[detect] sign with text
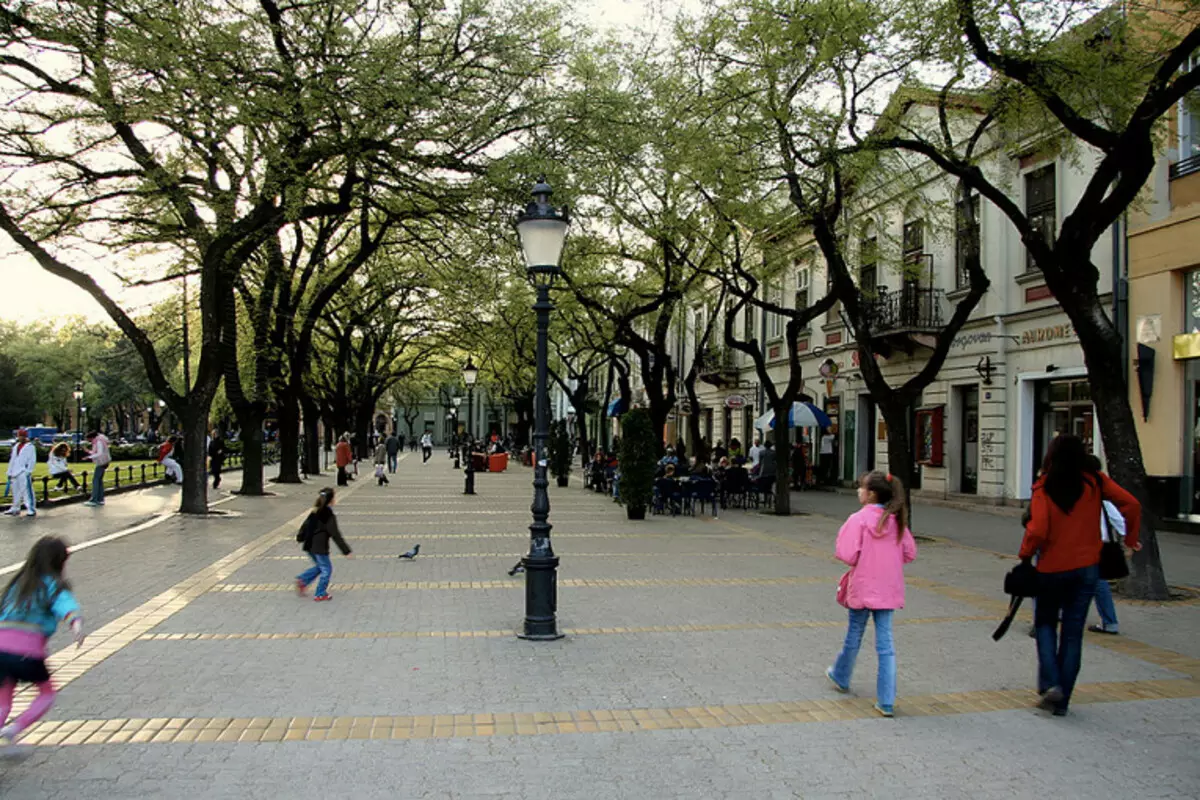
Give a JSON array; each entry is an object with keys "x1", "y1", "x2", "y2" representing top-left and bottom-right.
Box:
[{"x1": 724, "y1": 395, "x2": 747, "y2": 409}]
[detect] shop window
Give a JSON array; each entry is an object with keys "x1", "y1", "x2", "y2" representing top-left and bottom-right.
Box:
[
  {"x1": 1024, "y1": 165, "x2": 1056, "y2": 272},
  {"x1": 1187, "y1": 269, "x2": 1200, "y2": 333},
  {"x1": 915, "y1": 406, "x2": 944, "y2": 466}
]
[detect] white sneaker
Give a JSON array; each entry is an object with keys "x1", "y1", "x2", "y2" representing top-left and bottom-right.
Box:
[{"x1": 2, "y1": 510, "x2": 18, "y2": 516}]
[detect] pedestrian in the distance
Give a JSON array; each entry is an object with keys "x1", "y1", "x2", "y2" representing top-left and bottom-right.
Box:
[
  {"x1": 47, "y1": 443, "x2": 81, "y2": 494},
  {"x1": 1020, "y1": 435, "x2": 1141, "y2": 716},
  {"x1": 4, "y1": 429, "x2": 37, "y2": 517},
  {"x1": 335, "y1": 434, "x2": 353, "y2": 486},
  {"x1": 83, "y1": 430, "x2": 111, "y2": 506},
  {"x1": 158, "y1": 436, "x2": 182, "y2": 484},
  {"x1": 0, "y1": 536, "x2": 86, "y2": 750},
  {"x1": 385, "y1": 432, "x2": 400, "y2": 474},
  {"x1": 208, "y1": 430, "x2": 225, "y2": 490},
  {"x1": 826, "y1": 470, "x2": 918, "y2": 717},
  {"x1": 295, "y1": 487, "x2": 353, "y2": 602},
  {"x1": 373, "y1": 441, "x2": 390, "y2": 486},
  {"x1": 420, "y1": 432, "x2": 433, "y2": 464}
]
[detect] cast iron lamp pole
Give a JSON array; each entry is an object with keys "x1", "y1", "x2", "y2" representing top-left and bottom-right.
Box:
[
  {"x1": 73, "y1": 382, "x2": 83, "y2": 461},
  {"x1": 514, "y1": 177, "x2": 569, "y2": 641},
  {"x1": 463, "y1": 359, "x2": 478, "y2": 495}
]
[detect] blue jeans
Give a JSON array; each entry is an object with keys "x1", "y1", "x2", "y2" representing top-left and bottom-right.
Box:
[
  {"x1": 298, "y1": 553, "x2": 333, "y2": 596},
  {"x1": 831, "y1": 608, "x2": 896, "y2": 710},
  {"x1": 91, "y1": 464, "x2": 108, "y2": 504},
  {"x1": 1034, "y1": 564, "x2": 1098, "y2": 709},
  {"x1": 388, "y1": 454, "x2": 398, "y2": 473},
  {"x1": 1092, "y1": 579, "x2": 1119, "y2": 633}
]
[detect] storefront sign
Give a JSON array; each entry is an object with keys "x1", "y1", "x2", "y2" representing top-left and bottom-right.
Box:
[
  {"x1": 1020, "y1": 323, "x2": 1076, "y2": 346},
  {"x1": 950, "y1": 331, "x2": 994, "y2": 351},
  {"x1": 724, "y1": 395, "x2": 747, "y2": 409},
  {"x1": 1173, "y1": 333, "x2": 1200, "y2": 361}
]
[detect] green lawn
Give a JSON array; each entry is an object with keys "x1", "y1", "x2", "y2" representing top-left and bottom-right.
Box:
[{"x1": 1, "y1": 460, "x2": 163, "y2": 500}]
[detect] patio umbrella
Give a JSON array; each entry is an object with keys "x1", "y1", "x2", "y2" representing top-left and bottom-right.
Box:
[{"x1": 754, "y1": 401, "x2": 833, "y2": 431}]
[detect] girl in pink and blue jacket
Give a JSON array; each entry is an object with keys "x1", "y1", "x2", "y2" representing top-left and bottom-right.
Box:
[{"x1": 826, "y1": 470, "x2": 918, "y2": 717}]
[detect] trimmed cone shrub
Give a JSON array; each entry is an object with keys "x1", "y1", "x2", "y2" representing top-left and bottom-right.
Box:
[
  {"x1": 549, "y1": 419, "x2": 572, "y2": 482},
  {"x1": 618, "y1": 408, "x2": 656, "y2": 518}
]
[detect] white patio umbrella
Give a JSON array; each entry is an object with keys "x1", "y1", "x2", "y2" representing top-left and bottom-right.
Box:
[{"x1": 753, "y1": 401, "x2": 833, "y2": 431}]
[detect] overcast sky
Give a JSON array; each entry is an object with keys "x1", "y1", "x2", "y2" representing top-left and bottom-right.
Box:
[{"x1": 0, "y1": 0, "x2": 694, "y2": 326}]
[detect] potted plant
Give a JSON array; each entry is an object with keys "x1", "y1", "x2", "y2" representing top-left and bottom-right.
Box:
[
  {"x1": 549, "y1": 420, "x2": 572, "y2": 487},
  {"x1": 618, "y1": 408, "x2": 656, "y2": 520}
]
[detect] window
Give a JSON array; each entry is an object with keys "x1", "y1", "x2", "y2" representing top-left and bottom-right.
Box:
[
  {"x1": 742, "y1": 301, "x2": 755, "y2": 341},
  {"x1": 767, "y1": 282, "x2": 784, "y2": 339},
  {"x1": 1181, "y1": 53, "x2": 1199, "y2": 161},
  {"x1": 955, "y1": 193, "x2": 981, "y2": 289},
  {"x1": 1025, "y1": 164, "x2": 1056, "y2": 271},
  {"x1": 902, "y1": 217, "x2": 927, "y2": 287},
  {"x1": 794, "y1": 262, "x2": 811, "y2": 315},
  {"x1": 859, "y1": 235, "x2": 878, "y2": 296},
  {"x1": 693, "y1": 306, "x2": 705, "y2": 353}
]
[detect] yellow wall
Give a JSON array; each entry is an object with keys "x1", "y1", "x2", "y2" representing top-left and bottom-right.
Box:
[{"x1": 1129, "y1": 269, "x2": 1185, "y2": 475}]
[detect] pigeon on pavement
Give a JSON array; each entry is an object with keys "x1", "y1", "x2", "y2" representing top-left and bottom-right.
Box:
[
  {"x1": 398, "y1": 544, "x2": 421, "y2": 560},
  {"x1": 507, "y1": 560, "x2": 524, "y2": 576}
]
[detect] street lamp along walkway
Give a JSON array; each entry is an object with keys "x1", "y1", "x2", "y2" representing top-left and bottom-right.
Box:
[
  {"x1": 462, "y1": 358, "x2": 478, "y2": 495},
  {"x1": 514, "y1": 176, "x2": 569, "y2": 641}
]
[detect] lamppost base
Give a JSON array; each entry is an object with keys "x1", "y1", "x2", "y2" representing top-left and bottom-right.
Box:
[
  {"x1": 454, "y1": 457, "x2": 461, "y2": 470},
  {"x1": 516, "y1": 630, "x2": 565, "y2": 641},
  {"x1": 464, "y1": 470, "x2": 475, "y2": 495},
  {"x1": 518, "y1": 554, "x2": 560, "y2": 640}
]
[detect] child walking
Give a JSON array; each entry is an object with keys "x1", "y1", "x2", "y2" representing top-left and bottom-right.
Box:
[
  {"x1": 372, "y1": 441, "x2": 390, "y2": 486},
  {"x1": 0, "y1": 537, "x2": 85, "y2": 749},
  {"x1": 826, "y1": 471, "x2": 917, "y2": 717},
  {"x1": 295, "y1": 487, "x2": 352, "y2": 602}
]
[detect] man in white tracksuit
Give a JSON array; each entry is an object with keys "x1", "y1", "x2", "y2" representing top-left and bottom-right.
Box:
[{"x1": 5, "y1": 428, "x2": 38, "y2": 517}]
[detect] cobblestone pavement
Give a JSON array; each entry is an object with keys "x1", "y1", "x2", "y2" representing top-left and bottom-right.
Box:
[{"x1": 1, "y1": 452, "x2": 1198, "y2": 799}]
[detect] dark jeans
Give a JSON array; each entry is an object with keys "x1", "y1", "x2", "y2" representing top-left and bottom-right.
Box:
[
  {"x1": 1034, "y1": 563, "x2": 1098, "y2": 709},
  {"x1": 337, "y1": 466, "x2": 349, "y2": 486},
  {"x1": 53, "y1": 472, "x2": 81, "y2": 491}
]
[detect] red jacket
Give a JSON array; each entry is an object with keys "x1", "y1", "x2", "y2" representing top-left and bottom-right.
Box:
[
  {"x1": 1020, "y1": 472, "x2": 1141, "y2": 574},
  {"x1": 335, "y1": 441, "x2": 353, "y2": 468},
  {"x1": 156, "y1": 442, "x2": 173, "y2": 463}
]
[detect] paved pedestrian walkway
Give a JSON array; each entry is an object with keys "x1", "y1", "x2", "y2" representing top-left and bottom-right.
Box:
[{"x1": 0, "y1": 452, "x2": 1197, "y2": 799}]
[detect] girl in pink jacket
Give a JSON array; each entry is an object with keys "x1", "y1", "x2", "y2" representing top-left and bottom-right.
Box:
[{"x1": 825, "y1": 471, "x2": 918, "y2": 717}]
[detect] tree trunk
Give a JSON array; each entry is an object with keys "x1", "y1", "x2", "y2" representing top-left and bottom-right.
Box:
[
  {"x1": 354, "y1": 406, "x2": 373, "y2": 460},
  {"x1": 236, "y1": 405, "x2": 266, "y2": 496},
  {"x1": 1066, "y1": 292, "x2": 1169, "y2": 600},
  {"x1": 301, "y1": 394, "x2": 322, "y2": 475},
  {"x1": 876, "y1": 399, "x2": 915, "y2": 512},
  {"x1": 275, "y1": 392, "x2": 302, "y2": 483},
  {"x1": 179, "y1": 407, "x2": 210, "y2": 514},
  {"x1": 772, "y1": 406, "x2": 792, "y2": 515},
  {"x1": 684, "y1": 376, "x2": 707, "y2": 463}
]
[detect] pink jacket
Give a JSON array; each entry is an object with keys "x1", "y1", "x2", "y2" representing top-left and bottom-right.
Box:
[{"x1": 835, "y1": 505, "x2": 918, "y2": 610}]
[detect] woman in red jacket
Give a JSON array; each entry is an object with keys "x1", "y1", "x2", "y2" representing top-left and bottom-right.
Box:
[{"x1": 1020, "y1": 434, "x2": 1141, "y2": 716}]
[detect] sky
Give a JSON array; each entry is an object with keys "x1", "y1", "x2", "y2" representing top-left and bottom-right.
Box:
[{"x1": 0, "y1": 0, "x2": 692, "y2": 327}]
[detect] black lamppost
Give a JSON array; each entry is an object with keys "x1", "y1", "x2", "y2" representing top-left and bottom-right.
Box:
[
  {"x1": 514, "y1": 177, "x2": 569, "y2": 640},
  {"x1": 463, "y1": 358, "x2": 479, "y2": 495},
  {"x1": 73, "y1": 382, "x2": 83, "y2": 460}
]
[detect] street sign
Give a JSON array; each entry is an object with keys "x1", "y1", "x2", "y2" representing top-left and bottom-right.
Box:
[{"x1": 725, "y1": 395, "x2": 747, "y2": 409}]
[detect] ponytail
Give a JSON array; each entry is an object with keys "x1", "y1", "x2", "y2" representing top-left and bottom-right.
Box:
[
  {"x1": 314, "y1": 486, "x2": 335, "y2": 511},
  {"x1": 863, "y1": 470, "x2": 909, "y2": 539}
]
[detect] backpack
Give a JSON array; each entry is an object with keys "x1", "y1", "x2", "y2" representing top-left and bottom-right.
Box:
[{"x1": 297, "y1": 514, "x2": 319, "y2": 543}]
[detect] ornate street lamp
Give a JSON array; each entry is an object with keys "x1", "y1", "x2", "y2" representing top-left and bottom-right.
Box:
[
  {"x1": 72, "y1": 382, "x2": 84, "y2": 460},
  {"x1": 514, "y1": 177, "x2": 569, "y2": 640},
  {"x1": 462, "y1": 358, "x2": 479, "y2": 495}
]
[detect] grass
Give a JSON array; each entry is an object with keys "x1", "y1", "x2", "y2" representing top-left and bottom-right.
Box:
[{"x1": 1, "y1": 460, "x2": 163, "y2": 500}]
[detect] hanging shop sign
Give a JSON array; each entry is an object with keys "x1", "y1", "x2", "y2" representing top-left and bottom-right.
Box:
[{"x1": 724, "y1": 395, "x2": 747, "y2": 409}]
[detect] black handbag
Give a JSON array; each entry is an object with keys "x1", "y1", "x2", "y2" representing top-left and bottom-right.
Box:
[
  {"x1": 1099, "y1": 503, "x2": 1130, "y2": 581},
  {"x1": 993, "y1": 558, "x2": 1040, "y2": 641}
]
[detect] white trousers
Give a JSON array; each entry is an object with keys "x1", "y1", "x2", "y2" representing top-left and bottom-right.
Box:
[
  {"x1": 9, "y1": 473, "x2": 35, "y2": 513},
  {"x1": 161, "y1": 457, "x2": 183, "y2": 482}
]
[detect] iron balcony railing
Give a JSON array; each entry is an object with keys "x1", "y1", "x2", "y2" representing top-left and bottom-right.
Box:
[
  {"x1": 864, "y1": 286, "x2": 945, "y2": 335},
  {"x1": 1170, "y1": 153, "x2": 1200, "y2": 181},
  {"x1": 696, "y1": 347, "x2": 737, "y2": 379}
]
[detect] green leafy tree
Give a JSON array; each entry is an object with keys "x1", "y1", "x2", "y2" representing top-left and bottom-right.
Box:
[{"x1": 618, "y1": 407, "x2": 658, "y2": 518}]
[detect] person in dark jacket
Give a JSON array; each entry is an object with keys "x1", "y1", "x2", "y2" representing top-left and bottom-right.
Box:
[
  {"x1": 295, "y1": 487, "x2": 353, "y2": 602},
  {"x1": 208, "y1": 430, "x2": 225, "y2": 489}
]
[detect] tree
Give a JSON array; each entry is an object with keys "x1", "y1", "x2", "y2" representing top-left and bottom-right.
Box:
[
  {"x1": 0, "y1": 353, "x2": 38, "y2": 430},
  {"x1": 0, "y1": 0, "x2": 567, "y2": 513},
  {"x1": 852, "y1": 0, "x2": 1200, "y2": 598}
]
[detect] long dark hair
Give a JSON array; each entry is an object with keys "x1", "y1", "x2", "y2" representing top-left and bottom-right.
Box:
[
  {"x1": 861, "y1": 470, "x2": 909, "y2": 539},
  {"x1": 1041, "y1": 434, "x2": 1097, "y2": 514},
  {"x1": 1, "y1": 536, "x2": 71, "y2": 613}
]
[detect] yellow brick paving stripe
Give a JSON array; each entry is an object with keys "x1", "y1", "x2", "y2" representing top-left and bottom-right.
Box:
[
  {"x1": 135, "y1": 615, "x2": 994, "y2": 642},
  {"x1": 277, "y1": 533, "x2": 751, "y2": 541},
  {"x1": 211, "y1": 576, "x2": 835, "y2": 593},
  {"x1": 258, "y1": 552, "x2": 803, "y2": 560},
  {"x1": 20, "y1": 678, "x2": 1200, "y2": 747},
  {"x1": 7, "y1": 480, "x2": 371, "y2": 716}
]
